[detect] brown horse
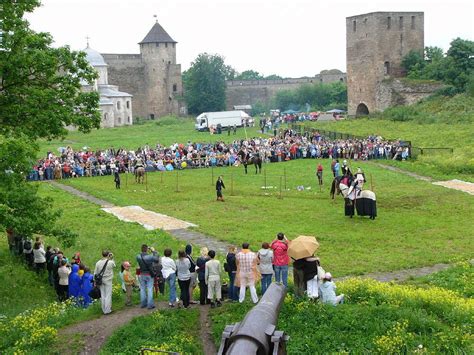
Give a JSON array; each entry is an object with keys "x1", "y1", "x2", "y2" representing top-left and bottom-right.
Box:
[
  {"x1": 135, "y1": 167, "x2": 145, "y2": 183},
  {"x1": 238, "y1": 150, "x2": 262, "y2": 174}
]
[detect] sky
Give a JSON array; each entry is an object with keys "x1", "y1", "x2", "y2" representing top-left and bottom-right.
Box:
[{"x1": 28, "y1": 0, "x2": 473, "y2": 78}]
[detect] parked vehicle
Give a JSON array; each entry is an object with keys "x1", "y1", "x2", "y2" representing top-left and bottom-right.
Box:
[{"x1": 194, "y1": 111, "x2": 251, "y2": 131}]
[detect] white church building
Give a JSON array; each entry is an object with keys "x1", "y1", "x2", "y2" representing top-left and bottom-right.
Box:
[{"x1": 83, "y1": 45, "x2": 133, "y2": 128}]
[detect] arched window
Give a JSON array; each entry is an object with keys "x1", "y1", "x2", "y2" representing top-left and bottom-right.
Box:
[
  {"x1": 173, "y1": 84, "x2": 177, "y2": 92},
  {"x1": 384, "y1": 61, "x2": 390, "y2": 75},
  {"x1": 104, "y1": 113, "x2": 108, "y2": 121},
  {"x1": 126, "y1": 101, "x2": 130, "y2": 109},
  {"x1": 117, "y1": 101, "x2": 121, "y2": 110}
]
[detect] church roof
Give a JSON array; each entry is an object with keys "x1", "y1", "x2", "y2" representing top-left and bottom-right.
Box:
[
  {"x1": 83, "y1": 46, "x2": 107, "y2": 67},
  {"x1": 139, "y1": 22, "x2": 177, "y2": 44}
]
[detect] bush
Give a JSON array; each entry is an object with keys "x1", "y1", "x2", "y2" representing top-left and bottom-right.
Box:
[{"x1": 155, "y1": 116, "x2": 181, "y2": 127}]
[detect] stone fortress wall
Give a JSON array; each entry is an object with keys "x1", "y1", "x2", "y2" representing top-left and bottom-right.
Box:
[{"x1": 225, "y1": 72, "x2": 346, "y2": 110}]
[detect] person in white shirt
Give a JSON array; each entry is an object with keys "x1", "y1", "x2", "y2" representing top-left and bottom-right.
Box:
[
  {"x1": 94, "y1": 250, "x2": 116, "y2": 315},
  {"x1": 161, "y1": 248, "x2": 177, "y2": 307},
  {"x1": 205, "y1": 250, "x2": 222, "y2": 308}
]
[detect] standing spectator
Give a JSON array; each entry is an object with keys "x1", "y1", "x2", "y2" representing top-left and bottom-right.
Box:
[
  {"x1": 33, "y1": 241, "x2": 46, "y2": 274},
  {"x1": 114, "y1": 169, "x2": 121, "y2": 189},
  {"x1": 301, "y1": 256, "x2": 323, "y2": 300},
  {"x1": 236, "y1": 243, "x2": 259, "y2": 304},
  {"x1": 319, "y1": 272, "x2": 344, "y2": 305},
  {"x1": 23, "y1": 238, "x2": 34, "y2": 268},
  {"x1": 205, "y1": 250, "x2": 222, "y2": 308},
  {"x1": 257, "y1": 242, "x2": 273, "y2": 295},
  {"x1": 45, "y1": 246, "x2": 54, "y2": 285},
  {"x1": 161, "y1": 248, "x2": 177, "y2": 307},
  {"x1": 57, "y1": 259, "x2": 71, "y2": 302},
  {"x1": 270, "y1": 233, "x2": 289, "y2": 287},
  {"x1": 334, "y1": 159, "x2": 341, "y2": 178},
  {"x1": 176, "y1": 250, "x2": 191, "y2": 308},
  {"x1": 292, "y1": 258, "x2": 306, "y2": 298},
  {"x1": 225, "y1": 246, "x2": 238, "y2": 301},
  {"x1": 316, "y1": 163, "x2": 323, "y2": 186},
  {"x1": 122, "y1": 261, "x2": 136, "y2": 306},
  {"x1": 68, "y1": 264, "x2": 82, "y2": 304},
  {"x1": 136, "y1": 244, "x2": 159, "y2": 309},
  {"x1": 185, "y1": 244, "x2": 198, "y2": 304},
  {"x1": 94, "y1": 250, "x2": 116, "y2": 315},
  {"x1": 216, "y1": 176, "x2": 225, "y2": 202},
  {"x1": 196, "y1": 247, "x2": 210, "y2": 305},
  {"x1": 81, "y1": 267, "x2": 94, "y2": 308}
]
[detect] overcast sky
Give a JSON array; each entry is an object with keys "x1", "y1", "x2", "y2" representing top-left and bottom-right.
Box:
[{"x1": 28, "y1": 0, "x2": 473, "y2": 78}]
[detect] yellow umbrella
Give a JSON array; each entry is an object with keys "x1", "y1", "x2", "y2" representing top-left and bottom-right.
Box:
[{"x1": 288, "y1": 235, "x2": 319, "y2": 260}]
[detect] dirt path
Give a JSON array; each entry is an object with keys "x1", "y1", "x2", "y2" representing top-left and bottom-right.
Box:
[
  {"x1": 370, "y1": 163, "x2": 433, "y2": 182},
  {"x1": 199, "y1": 305, "x2": 218, "y2": 355},
  {"x1": 59, "y1": 303, "x2": 167, "y2": 355}
]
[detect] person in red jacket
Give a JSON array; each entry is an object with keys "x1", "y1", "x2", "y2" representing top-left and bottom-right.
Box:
[{"x1": 270, "y1": 232, "x2": 290, "y2": 287}]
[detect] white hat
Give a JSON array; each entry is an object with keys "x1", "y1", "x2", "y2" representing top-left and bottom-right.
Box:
[{"x1": 324, "y1": 272, "x2": 332, "y2": 280}]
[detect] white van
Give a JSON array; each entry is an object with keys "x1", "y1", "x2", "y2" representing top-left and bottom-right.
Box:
[{"x1": 195, "y1": 111, "x2": 250, "y2": 131}]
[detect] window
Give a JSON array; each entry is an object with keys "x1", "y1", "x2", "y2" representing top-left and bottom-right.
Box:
[
  {"x1": 150, "y1": 114, "x2": 155, "y2": 120},
  {"x1": 387, "y1": 17, "x2": 391, "y2": 29},
  {"x1": 118, "y1": 116, "x2": 121, "y2": 124},
  {"x1": 117, "y1": 101, "x2": 121, "y2": 110},
  {"x1": 173, "y1": 84, "x2": 177, "y2": 92},
  {"x1": 399, "y1": 16, "x2": 403, "y2": 30},
  {"x1": 340, "y1": 78, "x2": 344, "y2": 82},
  {"x1": 411, "y1": 16, "x2": 415, "y2": 29},
  {"x1": 104, "y1": 113, "x2": 108, "y2": 121},
  {"x1": 127, "y1": 116, "x2": 130, "y2": 123},
  {"x1": 155, "y1": 43, "x2": 159, "y2": 47},
  {"x1": 126, "y1": 101, "x2": 130, "y2": 109},
  {"x1": 165, "y1": 43, "x2": 168, "y2": 48},
  {"x1": 384, "y1": 61, "x2": 390, "y2": 75},
  {"x1": 353, "y1": 20, "x2": 356, "y2": 32},
  {"x1": 364, "y1": 18, "x2": 367, "y2": 25}
]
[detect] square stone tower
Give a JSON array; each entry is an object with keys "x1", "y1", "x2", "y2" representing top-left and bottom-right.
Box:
[{"x1": 346, "y1": 12, "x2": 424, "y2": 116}]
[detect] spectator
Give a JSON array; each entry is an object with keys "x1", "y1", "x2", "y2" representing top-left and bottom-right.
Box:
[
  {"x1": 33, "y1": 241, "x2": 46, "y2": 274},
  {"x1": 82, "y1": 267, "x2": 94, "y2": 308},
  {"x1": 176, "y1": 250, "x2": 191, "y2": 308},
  {"x1": 57, "y1": 259, "x2": 71, "y2": 302},
  {"x1": 122, "y1": 261, "x2": 136, "y2": 306},
  {"x1": 257, "y1": 242, "x2": 274, "y2": 295},
  {"x1": 23, "y1": 238, "x2": 34, "y2": 268},
  {"x1": 225, "y1": 246, "x2": 238, "y2": 301},
  {"x1": 161, "y1": 248, "x2": 177, "y2": 307},
  {"x1": 136, "y1": 244, "x2": 159, "y2": 310},
  {"x1": 94, "y1": 250, "x2": 116, "y2": 315},
  {"x1": 185, "y1": 244, "x2": 198, "y2": 304},
  {"x1": 271, "y1": 233, "x2": 289, "y2": 287},
  {"x1": 196, "y1": 247, "x2": 210, "y2": 305},
  {"x1": 205, "y1": 250, "x2": 222, "y2": 308},
  {"x1": 45, "y1": 246, "x2": 55, "y2": 285},
  {"x1": 68, "y1": 264, "x2": 82, "y2": 303},
  {"x1": 216, "y1": 176, "x2": 225, "y2": 202},
  {"x1": 236, "y1": 243, "x2": 259, "y2": 304},
  {"x1": 292, "y1": 257, "x2": 306, "y2": 298},
  {"x1": 319, "y1": 272, "x2": 344, "y2": 306},
  {"x1": 301, "y1": 256, "x2": 323, "y2": 299}
]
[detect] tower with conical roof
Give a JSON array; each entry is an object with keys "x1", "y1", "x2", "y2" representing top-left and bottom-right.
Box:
[{"x1": 102, "y1": 20, "x2": 184, "y2": 119}]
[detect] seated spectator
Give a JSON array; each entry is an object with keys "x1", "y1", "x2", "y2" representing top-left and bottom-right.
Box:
[{"x1": 319, "y1": 272, "x2": 344, "y2": 306}]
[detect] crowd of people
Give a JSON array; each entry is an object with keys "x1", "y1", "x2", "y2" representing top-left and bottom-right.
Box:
[
  {"x1": 7, "y1": 230, "x2": 344, "y2": 315},
  {"x1": 28, "y1": 130, "x2": 409, "y2": 181}
]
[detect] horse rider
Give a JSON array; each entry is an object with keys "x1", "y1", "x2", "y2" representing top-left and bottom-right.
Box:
[
  {"x1": 342, "y1": 160, "x2": 352, "y2": 177},
  {"x1": 348, "y1": 167, "x2": 366, "y2": 196},
  {"x1": 135, "y1": 157, "x2": 144, "y2": 169}
]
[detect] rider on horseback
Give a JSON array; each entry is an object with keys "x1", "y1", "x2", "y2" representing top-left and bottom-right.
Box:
[{"x1": 348, "y1": 167, "x2": 365, "y2": 196}]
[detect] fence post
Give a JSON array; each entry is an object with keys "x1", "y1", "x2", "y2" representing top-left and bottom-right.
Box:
[
  {"x1": 284, "y1": 167, "x2": 287, "y2": 190},
  {"x1": 279, "y1": 176, "x2": 283, "y2": 199},
  {"x1": 125, "y1": 171, "x2": 128, "y2": 187},
  {"x1": 145, "y1": 172, "x2": 148, "y2": 192},
  {"x1": 264, "y1": 169, "x2": 267, "y2": 190},
  {"x1": 175, "y1": 169, "x2": 179, "y2": 192},
  {"x1": 231, "y1": 173, "x2": 234, "y2": 196}
]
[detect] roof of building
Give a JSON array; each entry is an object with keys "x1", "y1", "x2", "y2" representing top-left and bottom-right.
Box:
[
  {"x1": 99, "y1": 86, "x2": 133, "y2": 98},
  {"x1": 139, "y1": 21, "x2": 177, "y2": 44},
  {"x1": 83, "y1": 46, "x2": 108, "y2": 67}
]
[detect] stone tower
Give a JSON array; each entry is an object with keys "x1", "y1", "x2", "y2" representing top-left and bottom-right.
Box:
[
  {"x1": 346, "y1": 12, "x2": 424, "y2": 116},
  {"x1": 102, "y1": 21, "x2": 184, "y2": 120}
]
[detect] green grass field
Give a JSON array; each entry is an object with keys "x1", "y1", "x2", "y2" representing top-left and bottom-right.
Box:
[{"x1": 57, "y1": 158, "x2": 473, "y2": 277}]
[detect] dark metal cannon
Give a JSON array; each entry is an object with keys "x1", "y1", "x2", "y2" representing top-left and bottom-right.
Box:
[{"x1": 217, "y1": 283, "x2": 289, "y2": 355}]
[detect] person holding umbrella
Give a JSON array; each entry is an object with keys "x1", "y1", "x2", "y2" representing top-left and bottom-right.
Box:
[{"x1": 288, "y1": 235, "x2": 320, "y2": 298}]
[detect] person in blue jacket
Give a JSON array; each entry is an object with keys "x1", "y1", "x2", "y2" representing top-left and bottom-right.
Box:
[
  {"x1": 81, "y1": 267, "x2": 94, "y2": 308},
  {"x1": 68, "y1": 263, "x2": 82, "y2": 304}
]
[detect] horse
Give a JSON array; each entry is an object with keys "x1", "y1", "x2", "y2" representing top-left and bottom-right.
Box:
[
  {"x1": 238, "y1": 150, "x2": 262, "y2": 174},
  {"x1": 339, "y1": 180, "x2": 377, "y2": 220},
  {"x1": 135, "y1": 166, "x2": 145, "y2": 183},
  {"x1": 330, "y1": 176, "x2": 342, "y2": 199}
]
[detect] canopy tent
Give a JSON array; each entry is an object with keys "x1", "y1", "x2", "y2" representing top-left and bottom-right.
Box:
[
  {"x1": 281, "y1": 109, "x2": 300, "y2": 114},
  {"x1": 326, "y1": 109, "x2": 345, "y2": 113}
]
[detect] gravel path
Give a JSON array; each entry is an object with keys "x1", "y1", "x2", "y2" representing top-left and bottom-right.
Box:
[{"x1": 370, "y1": 163, "x2": 433, "y2": 182}]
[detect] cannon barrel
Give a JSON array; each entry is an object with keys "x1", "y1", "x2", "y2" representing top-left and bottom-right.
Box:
[{"x1": 226, "y1": 283, "x2": 286, "y2": 354}]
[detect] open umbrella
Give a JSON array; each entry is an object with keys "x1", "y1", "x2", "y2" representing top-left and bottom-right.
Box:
[{"x1": 288, "y1": 235, "x2": 319, "y2": 260}]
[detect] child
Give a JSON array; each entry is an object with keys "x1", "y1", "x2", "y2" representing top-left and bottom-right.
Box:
[
  {"x1": 205, "y1": 250, "x2": 222, "y2": 308},
  {"x1": 122, "y1": 261, "x2": 136, "y2": 306},
  {"x1": 82, "y1": 267, "x2": 94, "y2": 308},
  {"x1": 319, "y1": 272, "x2": 344, "y2": 306}
]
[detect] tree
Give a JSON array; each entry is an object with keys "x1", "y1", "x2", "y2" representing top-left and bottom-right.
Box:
[
  {"x1": 0, "y1": 1, "x2": 100, "y2": 245},
  {"x1": 234, "y1": 70, "x2": 263, "y2": 80},
  {"x1": 264, "y1": 74, "x2": 283, "y2": 80},
  {"x1": 183, "y1": 53, "x2": 232, "y2": 114}
]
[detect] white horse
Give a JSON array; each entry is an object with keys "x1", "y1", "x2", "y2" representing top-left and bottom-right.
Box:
[{"x1": 339, "y1": 182, "x2": 377, "y2": 220}]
